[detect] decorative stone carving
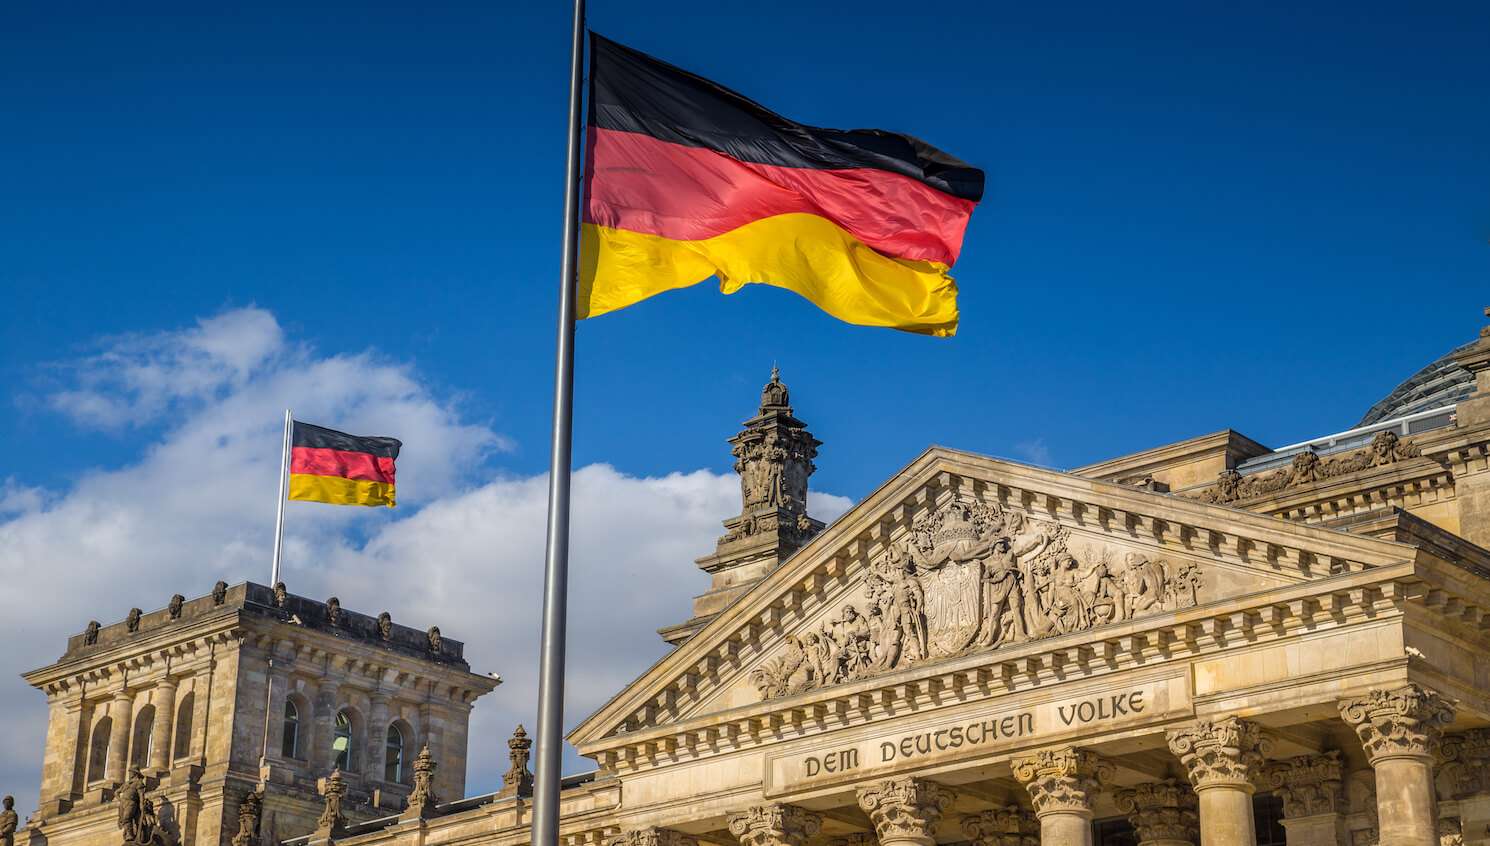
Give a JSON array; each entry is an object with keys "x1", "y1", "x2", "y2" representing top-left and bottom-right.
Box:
[
  {"x1": 402, "y1": 746, "x2": 439, "y2": 820},
  {"x1": 1196, "y1": 432, "x2": 1422, "y2": 504},
  {"x1": 117, "y1": 769, "x2": 167, "y2": 846},
  {"x1": 1, "y1": 795, "x2": 18, "y2": 846},
  {"x1": 212, "y1": 581, "x2": 228, "y2": 606},
  {"x1": 961, "y1": 806, "x2": 1039, "y2": 846},
  {"x1": 168, "y1": 595, "x2": 185, "y2": 620},
  {"x1": 273, "y1": 583, "x2": 288, "y2": 609},
  {"x1": 126, "y1": 609, "x2": 142, "y2": 633},
  {"x1": 316, "y1": 769, "x2": 348, "y2": 837},
  {"x1": 1338, "y1": 684, "x2": 1455, "y2": 762},
  {"x1": 856, "y1": 777, "x2": 956, "y2": 841},
  {"x1": 426, "y1": 627, "x2": 442, "y2": 653},
  {"x1": 1011, "y1": 748, "x2": 1112, "y2": 815},
  {"x1": 610, "y1": 828, "x2": 698, "y2": 846},
  {"x1": 1166, "y1": 717, "x2": 1271, "y2": 789},
  {"x1": 376, "y1": 612, "x2": 393, "y2": 640},
  {"x1": 752, "y1": 497, "x2": 1203, "y2": 699},
  {"x1": 726, "y1": 804, "x2": 822, "y2": 846},
  {"x1": 326, "y1": 597, "x2": 342, "y2": 626},
  {"x1": 1113, "y1": 780, "x2": 1199, "y2": 845},
  {"x1": 84, "y1": 621, "x2": 100, "y2": 646},
  {"x1": 231, "y1": 790, "x2": 262, "y2": 846},
  {"x1": 1438, "y1": 817, "x2": 1463, "y2": 846},
  {"x1": 1263, "y1": 752, "x2": 1344, "y2": 817},
  {"x1": 498, "y1": 725, "x2": 532, "y2": 797},
  {"x1": 1440, "y1": 728, "x2": 1490, "y2": 797},
  {"x1": 718, "y1": 368, "x2": 823, "y2": 550}
]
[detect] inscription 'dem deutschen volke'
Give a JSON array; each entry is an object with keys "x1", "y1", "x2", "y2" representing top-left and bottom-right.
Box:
[{"x1": 797, "y1": 688, "x2": 1148, "y2": 779}]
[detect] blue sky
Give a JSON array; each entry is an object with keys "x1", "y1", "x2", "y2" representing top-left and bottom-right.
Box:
[{"x1": 1, "y1": 0, "x2": 1488, "y2": 809}]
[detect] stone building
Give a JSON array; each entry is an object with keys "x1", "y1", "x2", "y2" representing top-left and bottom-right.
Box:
[{"x1": 13, "y1": 308, "x2": 1490, "y2": 846}]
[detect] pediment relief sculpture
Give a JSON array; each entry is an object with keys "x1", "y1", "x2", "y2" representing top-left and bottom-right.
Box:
[
  {"x1": 750, "y1": 498, "x2": 1203, "y2": 700},
  {"x1": 1194, "y1": 431, "x2": 1422, "y2": 505}
]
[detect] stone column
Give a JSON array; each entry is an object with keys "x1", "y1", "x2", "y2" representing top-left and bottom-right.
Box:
[
  {"x1": 148, "y1": 678, "x2": 177, "y2": 774},
  {"x1": 727, "y1": 804, "x2": 822, "y2": 846},
  {"x1": 856, "y1": 777, "x2": 956, "y2": 846},
  {"x1": 611, "y1": 828, "x2": 699, "y2": 846},
  {"x1": 1167, "y1": 717, "x2": 1271, "y2": 846},
  {"x1": 1114, "y1": 780, "x2": 1199, "y2": 846},
  {"x1": 1262, "y1": 752, "x2": 1346, "y2": 846},
  {"x1": 311, "y1": 681, "x2": 340, "y2": 774},
  {"x1": 1012, "y1": 747, "x2": 1112, "y2": 846},
  {"x1": 1441, "y1": 730, "x2": 1490, "y2": 846},
  {"x1": 1339, "y1": 684, "x2": 1455, "y2": 846},
  {"x1": 367, "y1": 695, "x2": 390, "y2": 781},
  {"x1": 104, "y1": 689, "x2": 135, "y2": 785},
  {"x1": 961, "y1": 805, "x2": 1039, "y2": 846}
]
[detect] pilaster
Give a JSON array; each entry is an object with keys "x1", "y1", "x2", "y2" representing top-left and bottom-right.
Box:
[
  {"x1": 856, "y1": 777, "x2": 956, "y2": 846},
  {"x1": 1012, "y1": 747, "x2": 1111, "y2": 846},
  {"x1": 1339, "y1": 684, "x2": 1456, "y2": 846},
  {"x1": 1114, "y1": 780, "x2": 1199, "y2": 846},
  {"x1": 1167, "y1": 717, "x2": 1271, "y2": 846},
  {"x1": 727, "y1": 804, "x2": 822, "y2": 846}
]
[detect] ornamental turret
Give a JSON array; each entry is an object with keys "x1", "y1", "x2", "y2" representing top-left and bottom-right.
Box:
[{"x1": 658, "y1": 368, "x2": 825, "y2": 645}]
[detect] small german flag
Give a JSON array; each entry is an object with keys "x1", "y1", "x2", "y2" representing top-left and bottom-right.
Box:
[
  {"x1": 581, "y1": 34, "x2": 984, "y2": 337},
  {"x1": 288, "y1": 421, "x2": 402, "y2": 508}
]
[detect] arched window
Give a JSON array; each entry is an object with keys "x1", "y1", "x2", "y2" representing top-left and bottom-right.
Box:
[
  {"x1": 281, "y1": 699, "x2": 300, "y2": 759},
  {"x1": 384, "y1": 724, "x2": 405, "y2": 783},
  {"x1": 332, "y1": 710, "x2": 353, "y2": 772},
  {"x1": 87, "y1": 716, "x2": 112, "y2": 784},
  {"x1": 129, "y1": 705, "x2": 156, "y2": 770},
  {"x1": 172, "y1": 693, "x2": 195, "y2": 762}
]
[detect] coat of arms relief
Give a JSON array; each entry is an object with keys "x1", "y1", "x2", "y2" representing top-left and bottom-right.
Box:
[{"x1": 750, "y1": 498, "x2": 1203, "y2": 700}]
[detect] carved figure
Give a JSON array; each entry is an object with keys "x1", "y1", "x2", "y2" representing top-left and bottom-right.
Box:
[
  {"x1": 272, "y1": 583, "x2": 288, "y2": 609},
  {"x1": 752, "y1": 497, "x2": 1208, "y2": 700},
  {"x1": 427, "y1": 626, "x2": 442, "y2": 653},
  {"x1": 117, "y1": 769, "x2": 148, "y2": 844},
  {"x1": 168, "y1": 595, "x2": 185, "y2": 620},
  {"x1": 126, "y1": 609, "x2": 142, "y2": 633},
  {"x1": 231, "y1": 790, "x2": 262, "y2": 846},
  {"x1": 84, "y1": 621, "x2": 101, "y2": 646},
  {"x1": 317, "y1": 770, "x2": 347, "y2": 834},
  {"x1": 1196, "y1": 433, "x2": 1422, "y2": 504},
  {"x1": 377, "y1": 612, "x2": 393, "y2": 640},
  {"x1": 500, "y1": 725, "x2": 534, "y2": 797},
  {"x1": 325, "y1": 597, "x2": 341, "y2": 626},
  {"x1": 211, "y1": 581, "x2": 228, "y2": 606},
  {"x1": 1, "y1": 796, "x2": 18, "y2": 846},
  {"x1": 404, "y1": 746, "x2": 440, "y2": 818}
]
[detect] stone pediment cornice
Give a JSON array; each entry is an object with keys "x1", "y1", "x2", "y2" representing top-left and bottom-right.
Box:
[
  {"x1": 22, "y1": 616, "x2": 246, "y2": 696},
  {"x1": 1187, "y1": 456, "x2": 1454, "y2": 521},
  {"x1": 569, "y1": 448, "x2": 1426, "y2": 753}
]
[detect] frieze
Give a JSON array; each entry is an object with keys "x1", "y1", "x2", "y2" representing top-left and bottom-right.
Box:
[
  {"x1": 1193, "y1": 431, "x2": 1422, "y2": 505},
  {"x1": 750, "y1": 499, "x2": 1202, "y2": 700}
]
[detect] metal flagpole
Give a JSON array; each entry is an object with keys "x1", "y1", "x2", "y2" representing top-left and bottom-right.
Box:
[
  {"x1": 532, "y1": 0, "x2": 585, "y2": 843},
  {"x1": 270, "y1": 408, "x2": 292, "y2": 586}
]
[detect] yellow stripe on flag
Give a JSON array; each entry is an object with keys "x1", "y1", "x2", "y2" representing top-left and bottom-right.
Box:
[
  {"x1": 289, "y1": 473, "x2": 396, "y2": 507},
  {"x1": 578, "y1": 213, "x2": 960, "y2": 337}
]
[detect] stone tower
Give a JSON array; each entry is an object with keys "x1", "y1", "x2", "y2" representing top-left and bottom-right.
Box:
[
  {"x1": 658, "y1": 368, "x2": 825, "y2": 645},
  {"x1": 20, "y1": 582, "x2": 498, "y2": 846}
]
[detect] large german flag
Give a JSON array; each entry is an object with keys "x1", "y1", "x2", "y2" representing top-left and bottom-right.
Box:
[
  {"x1": 289, "y1": 421, "x2": 402, "y2": 508},
  {"x1": 581, "y1": 35, "x2": 984, "y2": 338}
]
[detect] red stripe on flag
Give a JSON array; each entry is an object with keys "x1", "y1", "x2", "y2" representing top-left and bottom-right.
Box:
[
  {"x1": 584, "y1": 127, "x2": 976, "y2": 266},
  {"x1": 291, "y1": 446, "x2": 396, "y2": 485}
]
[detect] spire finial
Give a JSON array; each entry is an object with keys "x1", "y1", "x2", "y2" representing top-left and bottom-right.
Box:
[{"x1": 771, "y1": 363, "x2": 780, "y2": 382}]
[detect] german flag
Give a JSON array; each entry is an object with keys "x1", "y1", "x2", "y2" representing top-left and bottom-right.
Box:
[
  {"x1": 581, "y1": 34, "x2": 984, "y2": 337},
  {"x1": 288, "y1": 421, "x2": 402, "y2": 508}
]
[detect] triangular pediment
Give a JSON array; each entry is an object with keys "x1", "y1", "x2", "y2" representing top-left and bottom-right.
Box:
[{"x1": 569, "y1": 447, "x2": 1421, "y2": 756}]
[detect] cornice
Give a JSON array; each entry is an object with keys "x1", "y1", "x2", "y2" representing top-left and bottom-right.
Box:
[
  {"x1": 570, "y1": 448, "x2": 1427, "y2": 753},
  {"x1": 1071, "y1": 429, "x2": 1272, "y2": 482},
  {"x1": 1220, "y1": 457, "x2": 1455, "y2": 520},
  {"x1": 22, "y1": 616, "x2": 244, "y2": 695}
]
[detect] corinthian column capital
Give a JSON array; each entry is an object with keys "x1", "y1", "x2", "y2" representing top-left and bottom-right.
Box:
[
  {"x1": 610, "y1": 828, "x2": 699, "y2": 846},
  {"x1": 1011, "y1": 747, "x2": 1112, "y2": 816},
  {"x1": 1166, "y1": 717, "x2": 1271, "y2": 790},
  {"x1": 960, "y1": 806, "x2": 1038, "y2": 846},
  {"x1": 1261, "y1": 751, "x2": 1344, "y2": 818},
  {"x1": 856, "y1": 777, "x2": 956, "y2": 842},
  {"x1": 1113, "y1": 779, "x2": 1198, "y2": 845},
  {"x1": 727, "y1": 804, "x2": 822, "y2": 846},
  {"x1": 1338, "y1": 683, "x2": 1456, "y2": 762}
]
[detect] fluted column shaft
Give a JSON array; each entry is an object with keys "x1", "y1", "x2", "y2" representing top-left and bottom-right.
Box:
[
  {"x1": 1339, "y1": 685, "x2": 1454, "y2": 846},
  {"x1": 148, "y1": 679, "x2": 177, "y2": 773},
  {"x1": 1168, "y1": 717, "x2": 1270, "y2": 846},
  {"x1": 1013, "y1": 748, "x2": 1111, "y2": 846},
  {"x1": 105, "y1": 690, "x2": 135, "y2": 784}
]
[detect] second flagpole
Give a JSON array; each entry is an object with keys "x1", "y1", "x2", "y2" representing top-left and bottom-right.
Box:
[
  {"x1": 531, "y1": 0, "x2": 586, "y2": 844},
  {"x1": 270, "y1": 408, "x2": 292, "y2": 587}
]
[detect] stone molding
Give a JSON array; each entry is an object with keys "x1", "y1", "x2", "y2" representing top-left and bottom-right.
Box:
[
  {"x1": 609, "y1": 828, "x2": 699, "y2": 846},
  {"x1": 960, "y1": 806, "x2": 1039, "y2": 846},
  {"x1": 726, "y1": 804, "x2": 822, "y2": 846},
  {"x1": 1113, "y1": 779, "x2": 1199, "y2": 844},
  {"x1": 1262, "y1": 751, "x2": 1344, "y2": 818},
  {"x1": 1166, "y1": 717, "x2": 1271, "y2": 790},
  {"x1": 1338, "y1": 684, "x2": 1456, "y2": 763},
  {"x1": 855, "y1": 777, "x2": 956, "y2": 840},
  {"x1": 1011, "y1": 747, "x2": 1112, "y2": 816},
  {"x1": 1190, "y1": 431, "x2": 1423, "y2": 506}
]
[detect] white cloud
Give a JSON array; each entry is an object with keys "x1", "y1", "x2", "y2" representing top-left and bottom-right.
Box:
[
  {"x1": 0, "y1": 308, "x2": 853, "y2": 819},
  {"x1": 1012, "y1": 437, "x2": 1053, "y2": 467}
]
